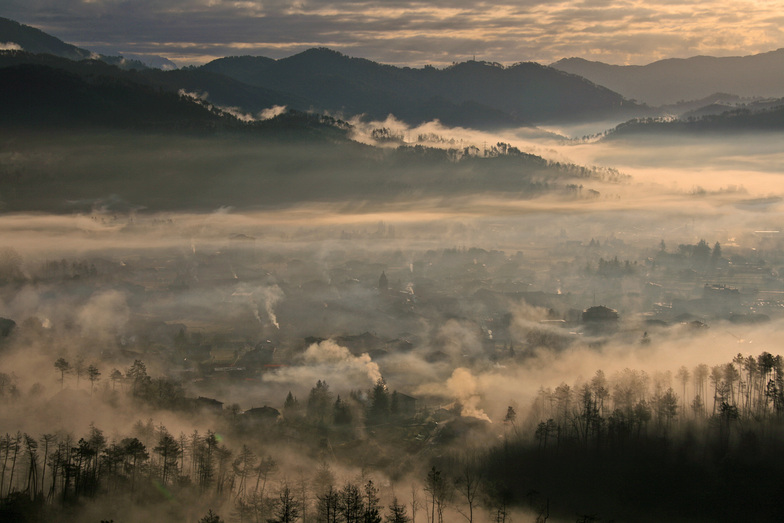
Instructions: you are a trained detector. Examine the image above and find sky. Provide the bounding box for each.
[2,0,784,67]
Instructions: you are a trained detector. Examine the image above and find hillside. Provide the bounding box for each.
[0,16,155,70]
[1,16,644,128]
[0,51,306,117]
[552,49,784,106]
[0,16,94,61]
[198,48,642,127]
[0,124,610,214]
[0,63,231,131]
[604,102,784,139]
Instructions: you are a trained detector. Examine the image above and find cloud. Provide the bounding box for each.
[259,105,287,120]
[6,1,784,66]
[0,42,23,51]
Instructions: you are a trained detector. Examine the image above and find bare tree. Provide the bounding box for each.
[410,484,420,523]
[424,466,448,523]
[5,431,22,497]
[23,433,39,499]
[232,444,257,500]
[454,457,482,523]
[676,366,690,411]
[39,433,55,498]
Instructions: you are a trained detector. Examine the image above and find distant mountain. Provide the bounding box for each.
[0,17,93,60]
[198,48,641,127]
[604,101,784,138]
[0,55,350,143]
[658,93,743,117]
[0,16,154,70]
[200,55,275,84]
[551,49,784,106]
[118,53,178,70]
[0,51,307,117]
[1,17,641,127]
[0,62,232,130]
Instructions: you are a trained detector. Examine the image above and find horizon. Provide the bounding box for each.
[3,1,783,68]
[3,14,784,71]
[169,44,784,70]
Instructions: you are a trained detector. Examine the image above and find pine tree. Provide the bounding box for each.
[385,496,410,523]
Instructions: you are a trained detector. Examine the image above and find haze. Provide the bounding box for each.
[2,9,784,523]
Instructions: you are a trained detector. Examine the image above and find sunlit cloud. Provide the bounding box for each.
[5,0,784,66]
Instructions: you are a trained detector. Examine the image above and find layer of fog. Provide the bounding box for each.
[2,201,783,413]
[2,118,784,521]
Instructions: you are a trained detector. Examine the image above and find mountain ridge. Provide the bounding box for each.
[0,16,172,70]
[551,49,784,105]
[0,14,641,129]
[197,49,641,127]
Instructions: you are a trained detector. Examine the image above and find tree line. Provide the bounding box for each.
[0,419,504,523]
[473,351,784,521]
[524,350,784,451]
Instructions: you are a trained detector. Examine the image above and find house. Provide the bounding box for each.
[393,392,417,416]
[244,406,281,424]
[195,396,224,412]
[582,305,619,322]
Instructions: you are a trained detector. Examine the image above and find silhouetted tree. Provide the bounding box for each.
[693,364,709,416]
[87,364,101,394]
[363,480,382,523]
[126,360,150,396]
[154,428,180,485]
[454,456,482,523]
[109,368,123,391]
[676,366,690,411]
[54,358,70,389]
[199,509,224,523]
[121,437,147,493]
[232,445,257,499]
[73,357,86,389]
[307,380,333,424]
[269,484,300,523]
[334,395,353,425]
[338,482,364,523]
[283,391,301,419]
[316,484,340,523]
[368,379,390,423]
[385,497,410,523]
[424,466,448,523]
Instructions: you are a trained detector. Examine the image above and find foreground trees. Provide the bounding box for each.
[526,351,784,452]
[8,350,783,522]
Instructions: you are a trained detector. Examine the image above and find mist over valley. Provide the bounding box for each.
[2,14,784,523]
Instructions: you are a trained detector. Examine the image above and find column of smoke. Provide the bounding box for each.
[264,339,382,387]
[256,285,284,329]
[446,367,491,422]
[232,284,284,334]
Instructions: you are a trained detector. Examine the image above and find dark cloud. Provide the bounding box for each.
[3,0,783,66]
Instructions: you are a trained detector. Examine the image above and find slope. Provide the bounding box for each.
[552,49,784,106]
[199,48,640,127]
